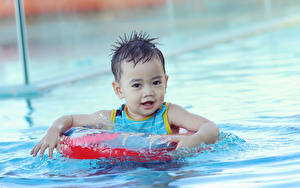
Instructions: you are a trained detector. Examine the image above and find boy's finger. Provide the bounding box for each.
[167,136,181,143]
[39,145,47,158]
[31,144,41,156]
[49,147,54,159]
[175,142,183,150]
[56,142,62,153]
[30,145,36,155]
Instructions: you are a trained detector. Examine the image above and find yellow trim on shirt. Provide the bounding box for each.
[124,105,156,121]
[111,109,116,123]
[163,102,172,134]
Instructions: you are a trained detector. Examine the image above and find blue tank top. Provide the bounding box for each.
[111,102,172,135]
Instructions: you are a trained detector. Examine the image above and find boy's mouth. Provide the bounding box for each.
[141,101,154,109]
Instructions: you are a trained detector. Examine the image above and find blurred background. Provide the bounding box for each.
[1,0,300,93]
[1,2,300,186]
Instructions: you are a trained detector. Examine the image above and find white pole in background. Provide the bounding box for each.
[14,0,30,85]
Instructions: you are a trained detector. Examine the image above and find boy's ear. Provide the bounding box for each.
[165,75,168,89]
[112,81,124,99]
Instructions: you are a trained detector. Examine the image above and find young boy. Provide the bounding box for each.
[31,32,219,159]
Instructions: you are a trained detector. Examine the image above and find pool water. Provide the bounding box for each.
[1,24,300,187]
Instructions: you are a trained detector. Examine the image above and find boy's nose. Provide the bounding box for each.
[142,85,154,97]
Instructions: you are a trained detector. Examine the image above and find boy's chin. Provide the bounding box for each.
[141,108,158,117]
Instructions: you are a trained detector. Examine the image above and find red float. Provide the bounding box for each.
[61,127,177,162]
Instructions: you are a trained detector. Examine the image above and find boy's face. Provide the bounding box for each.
[112,58,168,120]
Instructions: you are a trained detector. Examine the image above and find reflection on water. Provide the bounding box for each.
[25,99,34,127]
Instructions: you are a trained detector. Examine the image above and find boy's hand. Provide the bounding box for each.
[30,128,62,159]
[168,134,203,150]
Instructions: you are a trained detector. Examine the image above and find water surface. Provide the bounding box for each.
[1,25,300,187]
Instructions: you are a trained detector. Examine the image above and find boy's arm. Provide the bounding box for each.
[167,104,219,149]
[69,110,113,130]
[30,110,112,159]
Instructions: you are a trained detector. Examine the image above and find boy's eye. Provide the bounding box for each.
[153,80,161,85]
[132,83,141,88]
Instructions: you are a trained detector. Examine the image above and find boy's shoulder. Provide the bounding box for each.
[167,103,187,113]
[167,103,190,120]
[167,103,203,130]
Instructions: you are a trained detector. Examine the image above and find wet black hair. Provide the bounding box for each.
[111,31,165,82]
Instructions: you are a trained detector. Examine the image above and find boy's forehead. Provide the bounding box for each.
[121,57,164,70]
[120,58,165,79]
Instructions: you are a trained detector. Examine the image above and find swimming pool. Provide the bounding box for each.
[1,24,300,187]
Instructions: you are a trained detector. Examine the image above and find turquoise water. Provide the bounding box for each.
[1,24,300,187]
